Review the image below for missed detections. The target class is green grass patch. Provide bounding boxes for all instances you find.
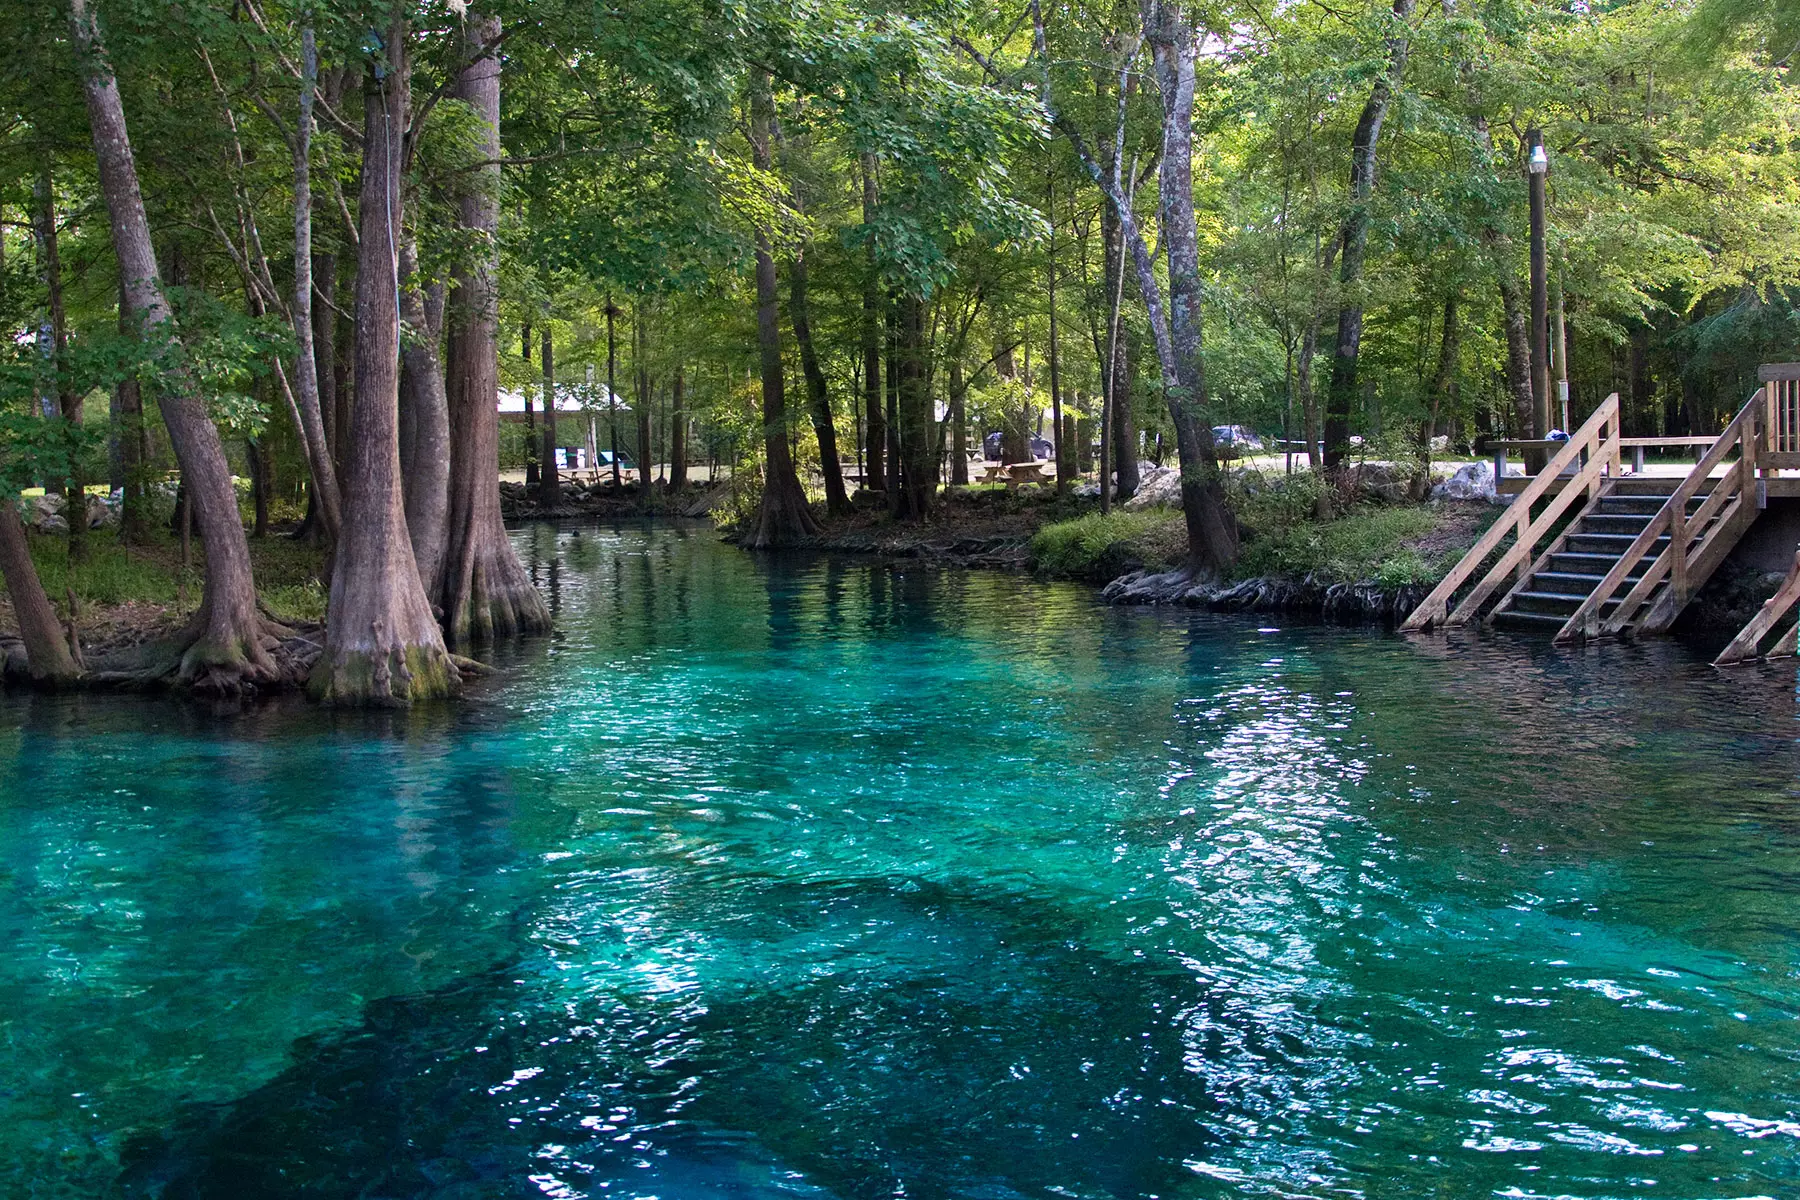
[23,526,328,620]
[28,533,184,606]
[1030,510,1187,579]
[1236,504,1443,586]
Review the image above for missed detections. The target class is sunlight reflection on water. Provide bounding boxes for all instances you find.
[2,521,1798,1198]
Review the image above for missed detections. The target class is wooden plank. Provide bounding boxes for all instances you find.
[1714,547,1800,665]
[1401,395,1621,632]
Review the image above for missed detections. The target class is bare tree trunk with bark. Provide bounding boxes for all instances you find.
[398,235,450,592]
[0,506,79,684]
[310,35,460,706]
[290,23,342,543]
[70,0,278,693]
[743,70,819,547]
[438,12,550,643]
[1100,201,1140,500]
[1146,0,1237,577]
[894,292,934,518]
[790,249,848,514]
[949,359,969,485]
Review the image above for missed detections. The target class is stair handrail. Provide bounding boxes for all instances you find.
[1557,390,1760,642]
[1401,393,1621,633]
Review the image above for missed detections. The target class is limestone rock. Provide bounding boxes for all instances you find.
[1430,460,1519,503]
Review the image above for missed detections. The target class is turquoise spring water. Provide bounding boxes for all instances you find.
[3,522,1799,1198]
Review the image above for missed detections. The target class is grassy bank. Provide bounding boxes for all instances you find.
[1,527,328,650]
[1029,473,1497,589]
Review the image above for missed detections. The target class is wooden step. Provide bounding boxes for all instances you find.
[1582,513,1658,535]
[1509,591,1582,615]
[1549,552,1649,576]
[1531,570,1608,595]
[1491,609,1573,632]
[1609,477,1714,497]
[1595,494,1706,517]
[1566,531,1672,555]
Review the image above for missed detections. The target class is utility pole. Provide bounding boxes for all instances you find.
[1553,270,1570,431]
[1526,129,1551,440]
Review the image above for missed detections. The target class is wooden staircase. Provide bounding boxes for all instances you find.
[1487,477,1705,635]
[1404,389,1765,642]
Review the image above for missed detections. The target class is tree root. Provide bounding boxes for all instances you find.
[75,612,325,699]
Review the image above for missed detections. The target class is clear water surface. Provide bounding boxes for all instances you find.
[2,522,1798,1199]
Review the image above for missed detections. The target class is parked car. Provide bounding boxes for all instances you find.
[1211,425,1264,458]
[982,431,1055,460]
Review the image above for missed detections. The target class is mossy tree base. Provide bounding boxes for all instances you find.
[308,640,461,707]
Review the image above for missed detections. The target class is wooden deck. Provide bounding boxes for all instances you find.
[1406,365,1800,657]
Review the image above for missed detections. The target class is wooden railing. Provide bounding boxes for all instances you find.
[1557,391,1761,642]
[1402,394,1622,632]
[1761,363,1800,467]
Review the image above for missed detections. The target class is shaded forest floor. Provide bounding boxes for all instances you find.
[0,527,328,658]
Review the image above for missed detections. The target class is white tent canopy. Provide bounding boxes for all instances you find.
[496,384,617,414]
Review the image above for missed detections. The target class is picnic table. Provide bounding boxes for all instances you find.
[977,462,1010,484]
[1004,461,1050,488]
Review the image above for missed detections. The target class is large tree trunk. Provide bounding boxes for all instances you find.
[310,44,459,706]
[1111,333,1139,500]
[539,317,561,507]
[894,292,934,518]
[398,235,450,593]
[742,70,819,548]
[790,249,849,515]
[0,506,79,685]
[1323,0,1417,468]
[439,12,550,643]
[1497,270,1535,435]
[667,363,687,491]
[1296,310,1324,469]
[114,278,151,544]
[70,0,277,693]
[1147,0,1236,577]
[289,23,342,543]
[860,155,886,494]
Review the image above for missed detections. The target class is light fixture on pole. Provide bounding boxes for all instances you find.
[1526,130,1551,451]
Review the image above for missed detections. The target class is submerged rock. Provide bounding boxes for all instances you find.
[1102,567,1427,624]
